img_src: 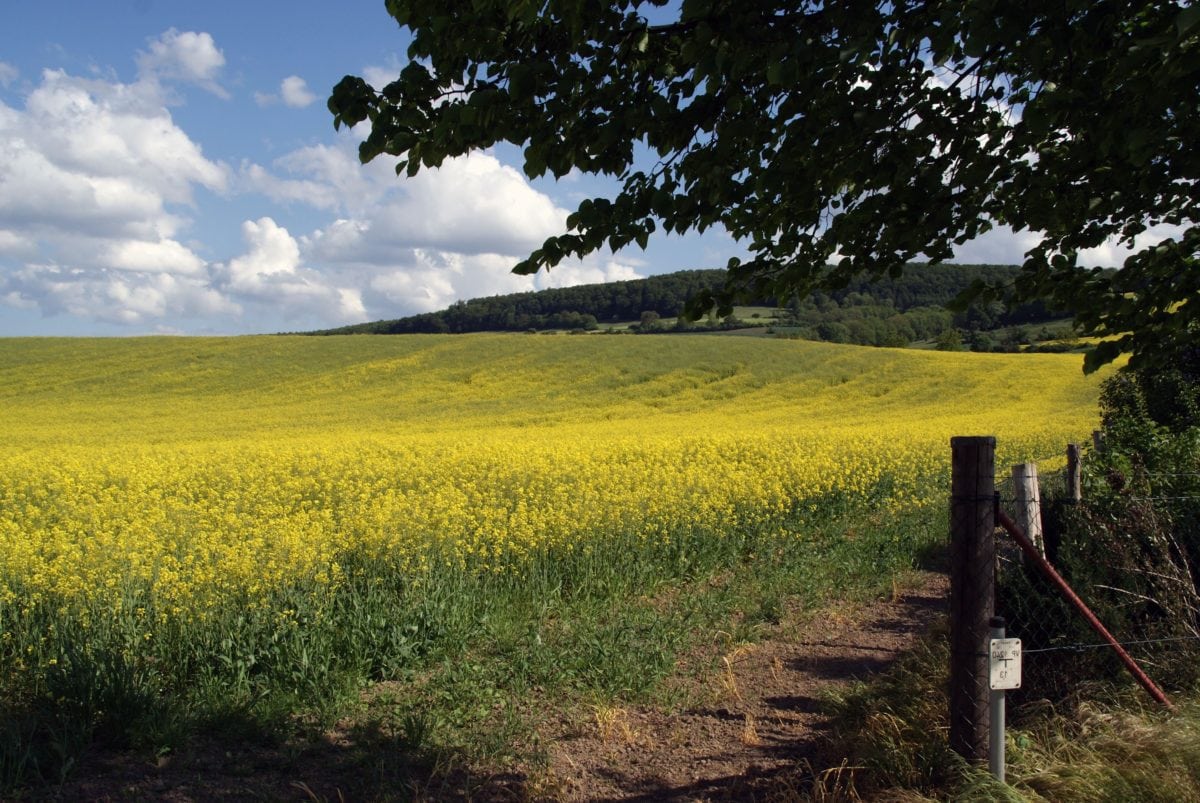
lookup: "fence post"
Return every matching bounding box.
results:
[988,616,1008,784]
[1066,443,1082,503]
[1012,462,1044,558]
[949,436,996,763]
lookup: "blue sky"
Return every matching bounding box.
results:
[0,1,1128,336]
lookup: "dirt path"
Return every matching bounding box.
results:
[535,570,948,801]
[48,572,947,801]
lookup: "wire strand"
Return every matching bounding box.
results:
[1022,635,1200,655]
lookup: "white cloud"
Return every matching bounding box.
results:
[280,76,316,108]
[281,148,568,259]
[104,238,205,275]
[241,161,339,209]
[254,75,319,109]
[0,229,36,259]
[951,220,1187,270]
[220,217,366,324]
[367,255,462,313]
[390,154,567,255]
[4,263,238,325]
[362,59,404,92]
[354,250,643,319]
[950,224,1042,265]
[538,259,642,289]
[2,37,644,333]
[226,217,303,291]
[0,66,232,327]
[240,139,394,213]
[245,136,646,320]
[0,62,17,88]
[242,138,397,215]
[137,29,228,98]
[0,69,227,236]
[1077,222,1186,268]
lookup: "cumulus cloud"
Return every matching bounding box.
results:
[361,59,404,92]
[356,250,642,319]
[219,217,365,324]
[280,76,316,108]
[1077,222,1187,268]
[4,263,238,325]
[0,64,233,327]
[950,220,1187,271]
[2,37,645,333]
[137,29,228,98]
[254,75,318,109]
[261,147,568,257]
[0,62,17,88]
[243,135,648,320]
[0,69,227,231]
[950,224,1043,265]
[539,259,642,288]
[240,142,391,212]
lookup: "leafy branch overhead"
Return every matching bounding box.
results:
[330,0,1199,372]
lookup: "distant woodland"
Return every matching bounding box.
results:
[310,264,1075,352]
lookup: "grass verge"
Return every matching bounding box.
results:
[816,626,1200,802]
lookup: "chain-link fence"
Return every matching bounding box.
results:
[992,451,1200,712]
[949,437,1200,764]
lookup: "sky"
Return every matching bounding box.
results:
[0,1,1141,336]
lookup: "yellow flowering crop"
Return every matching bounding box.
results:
[0,334,1106,626]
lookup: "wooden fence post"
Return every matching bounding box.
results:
[1012,462,1044,558]
[949,436,996,763]
[1066,443,1082,503]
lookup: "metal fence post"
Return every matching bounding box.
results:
[949,436,996,763]
[989,616,1007,783]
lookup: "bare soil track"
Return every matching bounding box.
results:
[535,570,948,802]
[44,572,947,802]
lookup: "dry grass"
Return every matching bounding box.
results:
[1008,697,1200,802]
[815,622,1200,802]
[740,714,762,747]
[591,705,642,747]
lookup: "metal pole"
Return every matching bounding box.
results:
[989,616,1006,783]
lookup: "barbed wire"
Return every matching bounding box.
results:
[1124,495,1200,502]
[1023,635,1200,655]
[994,493,1200,504]
[991,465,1200,482]
[991,460,1066,479]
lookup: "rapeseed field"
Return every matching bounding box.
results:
[0,334,1106,781]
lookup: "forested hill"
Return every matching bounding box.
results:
[309,263,1060,337]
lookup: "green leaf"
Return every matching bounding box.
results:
[329,0,1199,372]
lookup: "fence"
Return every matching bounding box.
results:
[949,436,1200,765]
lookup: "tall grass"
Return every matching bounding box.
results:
[818,625,1200,802]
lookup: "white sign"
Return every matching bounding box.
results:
[989,638,1022,690]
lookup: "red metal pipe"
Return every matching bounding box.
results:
[994,507,1174,710]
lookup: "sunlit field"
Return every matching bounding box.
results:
[0,334,1107,783]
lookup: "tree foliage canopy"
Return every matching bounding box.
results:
[330,0,1199,372]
